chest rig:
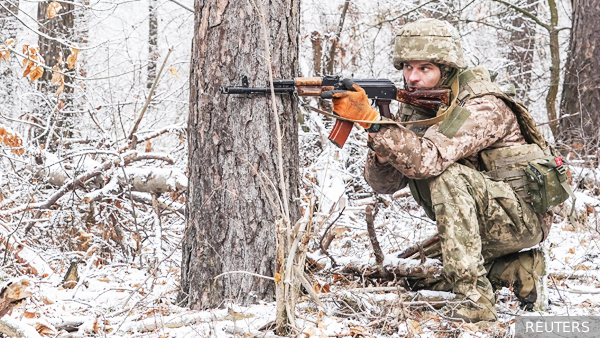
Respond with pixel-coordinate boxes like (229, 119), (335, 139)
(401, 66), (572, 220)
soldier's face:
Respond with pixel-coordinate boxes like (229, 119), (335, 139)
(403, 61), (441, 90)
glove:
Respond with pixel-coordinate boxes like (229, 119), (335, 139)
(321, 79), (379, 129)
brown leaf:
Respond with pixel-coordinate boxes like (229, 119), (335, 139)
(5, 39), (15, 46)
(51, 65), (62, 84)
(0, 46), (9, 63)
(46, 2), (62, 19)
(67, 45), (79, 70)
(24, 311), (36, 319)
(406, 319), (423, 335)
(29, 66), (44, 82)
(169, 66), (179, 78)
(0, 126), (25, 156)
(274, 273), (281, 282)
(35, 322), (57, 336)
(56, 83), (64, 95)
(39, 295), (54, 305)
(145, 139), (152, 152)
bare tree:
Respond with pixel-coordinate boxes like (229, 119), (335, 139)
(0, 0), (19, 106)
(492, 0), (563, 136)
(179, 0), (300, 310)
(505, 0), (537, 107)
(558, 0), (600, 154)
(147, 0), (158, 89)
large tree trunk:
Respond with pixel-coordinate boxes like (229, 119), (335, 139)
(37, 1), (76, 144)
(179, 0), (300, 309)
(559, 0), (600, 154)
(37, 1), (74, 87)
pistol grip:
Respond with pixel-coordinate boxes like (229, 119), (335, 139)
(329, 120), (353, 148)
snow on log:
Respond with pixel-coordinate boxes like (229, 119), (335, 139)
(0, 317), (43, 338)
(337, 255), (444, 280)
(117, 309), (227, 333)
(125, 167), (187, 194)
(0, 278), (42, 338)
(0, 277), (35, 318)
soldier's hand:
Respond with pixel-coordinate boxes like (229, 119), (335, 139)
(321, 79), (379, 129)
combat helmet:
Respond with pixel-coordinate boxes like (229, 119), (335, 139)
(393, 18), (466, 70)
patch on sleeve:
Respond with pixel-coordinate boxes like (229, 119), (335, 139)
(438, 106), (471, 139)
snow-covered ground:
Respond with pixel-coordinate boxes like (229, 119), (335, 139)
(1, 121), (599, 338)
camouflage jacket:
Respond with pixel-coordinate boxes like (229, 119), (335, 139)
(364, 94), (526, 193)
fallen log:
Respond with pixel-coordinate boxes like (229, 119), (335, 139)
(337, 255), (444, 281)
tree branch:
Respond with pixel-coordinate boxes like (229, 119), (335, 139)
(491, 0), (550, 31)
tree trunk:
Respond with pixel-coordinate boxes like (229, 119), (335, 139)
(546, 0), (560, 136)
(0, 0), (18, 37)
(147, 0), (158, 89)
(37, 1), (74, 87)
(37, 1), (75, 144)
(506, 0), (536, 107)
(179, 0), (300, 309)
(0, 0), (19, 110)
(559, 0), (600, 153)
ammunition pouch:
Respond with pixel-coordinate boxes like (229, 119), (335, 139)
(524, 156), (573, 213)
(480, 144), (574, 213)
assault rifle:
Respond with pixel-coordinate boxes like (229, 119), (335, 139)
(219, 75), (450, 148)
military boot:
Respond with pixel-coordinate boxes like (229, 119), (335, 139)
(487, 248), (547, 311)
(446, 277), (498, 323)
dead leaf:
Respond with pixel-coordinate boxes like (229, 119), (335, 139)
(274, 273), (281, 282)
(51, 65), (62, 84)
(24, 311), (36, 319)
(145, 139), (152, 152)
(568, 247), (576, 254)
(46, 2), (62, 19)
(97, 278), (110, 283)
(35, 322), (57, 336)
(0, 126), (24, 156)
(169, 66), (179, 78)
(406, 319), (423, 335)
(463, 323), (479, 332)
(67, 45), (79, 70)
(39, 295), (54, 305)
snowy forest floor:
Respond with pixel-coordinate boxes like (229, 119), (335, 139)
(2, 113), (600, 338)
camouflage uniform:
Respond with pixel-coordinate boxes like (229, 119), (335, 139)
(364, 19), (551, 308)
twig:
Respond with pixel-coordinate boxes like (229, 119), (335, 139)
(537, 112), (580, 126)
(319, 207), (345, 267)
(365, 206), (384, 265)
(127, 47), (174, 140)
(168, 0), (193, 12)
(293, 265), (327, 311)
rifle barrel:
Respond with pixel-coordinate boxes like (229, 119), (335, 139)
(219, 86), (294, 94)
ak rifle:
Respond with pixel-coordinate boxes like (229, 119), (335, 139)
(219, 75), (450, 148)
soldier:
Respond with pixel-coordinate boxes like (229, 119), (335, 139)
(325, 18), (557, 322)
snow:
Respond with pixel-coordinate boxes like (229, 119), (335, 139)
(0, 0), (595, 337)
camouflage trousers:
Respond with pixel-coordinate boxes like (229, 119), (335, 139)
(429, 163), (543, 300)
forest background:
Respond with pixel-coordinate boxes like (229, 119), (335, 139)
(0, 0), (599, 337)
